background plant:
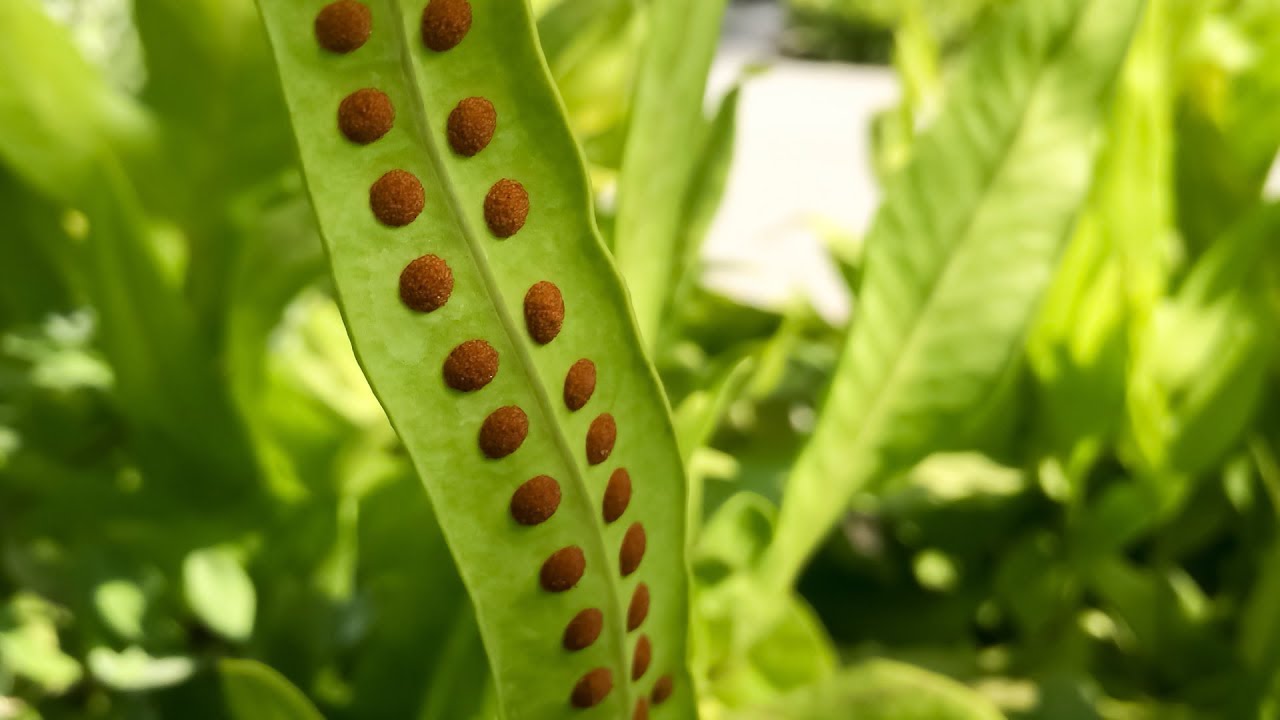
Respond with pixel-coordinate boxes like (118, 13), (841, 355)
(1, 0), (1279, 719)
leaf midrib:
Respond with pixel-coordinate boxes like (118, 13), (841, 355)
(384, 0), (633, 713)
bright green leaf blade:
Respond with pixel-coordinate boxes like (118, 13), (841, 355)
(132, 0), (297, 328)
(1027, 0), (1178, 483)
(258, 3), (694, 719)
(761, 0), (1146, 590)
(218, 660), (325, 720)
(536, 0), (637, 151)
(612, 0), (729, 345)
(1125, 203), (1280, 478)
(76, 164), (265, 500)
(0, 0), (266, 499)
(0, 593), (83, 694)
(93, 579), (147, 642)
(88, 646), (195, 692)
(183, 546), (257, 643)
(1175, 0), (1280, 251)
(163, 659), (325, 720)
(419, 603), (493, 720)
(0, 0), (148, 204)
(729, 660), (1005, 720)
(665, 86), (743, 331)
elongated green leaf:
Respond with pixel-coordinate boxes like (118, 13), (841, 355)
(1175, 0), (1280, 252)
(759, 0), (1146, 592)
(729, 660), (1005, 720)
(0, 0), (148, 204)
(76, 163), (265, 501)
(0, 0), (265, 500)
(611, 0), (729, 345)
(1027, 0), (1177, 484)
(0, 170), (75, 327)
(132, 0), (296, 328)
(419, 603), (493, 720)
(218, 660), (325, 720)
(0, 593), (83, 694)
(258, 3), (693, 719)
(536, 0), (637, 152)
(183, 546), (257, 643)
(1125, 203), (1280, 479)
(664, 86), (743, 338)
(163, 659), (325, 720)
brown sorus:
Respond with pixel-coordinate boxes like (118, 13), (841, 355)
(651, 674), (673, 705)
(570, 668), (613, 709)
(370, 170), (425, 226)
(524, 281), (564, 344)
(634, 699), (650, 720)
(620, 522), (646, 576)
(632, 635), (652, 680)
(443, 339), (498, 391)
(315, 0), (371, 53)
(479, 406), (528, 459)
(564, 359), (596, 411)
(484, 179), (529, 238)
(562, 608), (603, 651)
(399, 254), (452, 312)
(510, 475), (560, 526)
(421, 0), (472, 51)
(603, 468), (631, 523)
(540, 546), (585, 592)
(447, 97), (496, 156)
(586, 413), (616, 465)
(339, 88), (394, 144)
(627, 583), (650, 631)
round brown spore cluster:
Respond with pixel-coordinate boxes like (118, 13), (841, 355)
(620, 522), (646, 577)
(524, 281), (565, 345)
(370, 170), (425, 227)
(627, 584), (649, 632)
(571, 668), (613, 709)
(586, 413), (616, 465)
(443, 339), (498, 392)
(563, 608), (603, 651)
(315, 0), (371, 53)
(564, 359), (596, 411)
(339, 88), (394, 144)
(479, 406), (528, 459)
(510, 475), (560, 526)
(422, 0), (472, 52)
(541, 546), (585, 592)
(632, 635), (652, 680)
(448, 97), (497, 156)
(604, 468), (631, 523)
(485, 179), (529, 238)
(652, 674), (673, 705)
(399, 255), (453, 313)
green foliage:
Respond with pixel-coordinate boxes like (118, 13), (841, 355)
(183, 547), (257, 644)
(3, 0), (1280, 718)
(784, 0), (1004, 62)
(611, 0), (729, 345)
(763, 0), (1146, 592)
(160, 659), (325, 720)
(731, 660), (1005, 720)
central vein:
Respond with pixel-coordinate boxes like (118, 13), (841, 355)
(385, 0), (634, 712)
